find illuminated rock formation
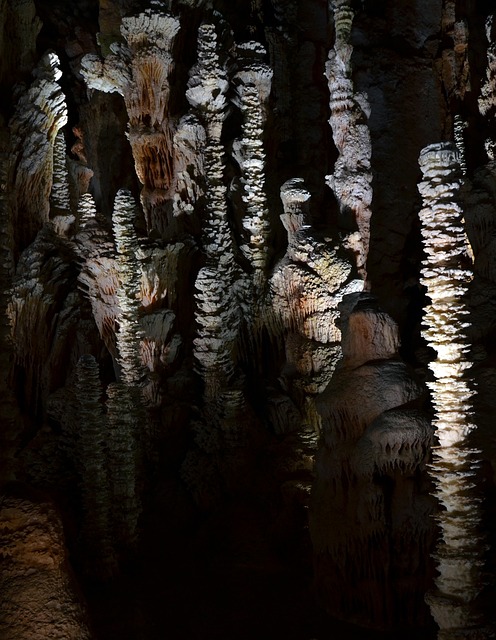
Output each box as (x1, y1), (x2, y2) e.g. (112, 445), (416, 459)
(75, 194), (120, 359)
(49, 130), (74, 236)
(0, 493), (91, 640)
(112, 190), (147, 387)
(418, 142), (489, 638)
(1, 2), (496, 637)
(81, 8), (180, 234)
(232, 42), (273, 293)
(271, 178), (362, 395)
(325, 0), (372, 279)
(171, 114), (206, 218)
(8, 51), (68, 249)
(437, 2), (471, 103)
(186, 22), (241, 400)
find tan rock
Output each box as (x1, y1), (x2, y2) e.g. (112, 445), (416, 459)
(0, 492), (91, 640)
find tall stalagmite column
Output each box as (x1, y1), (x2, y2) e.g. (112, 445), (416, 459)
(186, 22), (241, 401)
(325, 0), (373, 280)
(418, 142), (488, 638)
(232, 42), (273, 295)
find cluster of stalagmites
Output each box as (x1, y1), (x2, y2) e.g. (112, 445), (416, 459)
(325, 0), (372, 280)
(418, 142), (489, 638)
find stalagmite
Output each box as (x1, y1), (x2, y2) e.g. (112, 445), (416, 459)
(75, 194), (120, 358)
(0, 148), (18, 483)
(186, 22), (241, 400)
(75, 355), (116, 578)
(271, 178), (361, 395)
(479, 16), (496, 121)
(49, 130), (74, 236)
(418, 142), (489, 638)
(325, 0), (373, 280)
(106, 381), (141, 548)
(112, 189), (147, 387)
(232, 42), (273, 293)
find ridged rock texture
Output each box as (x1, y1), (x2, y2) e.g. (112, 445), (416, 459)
(325, 0), (372, 280)
(418, 143), (490, 639)
(1, 1), (496, 639)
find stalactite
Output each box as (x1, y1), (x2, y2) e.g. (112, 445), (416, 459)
(186, 21), (241, 400)
(418, 142), (490, 638)
(325, 0), (372, 280)
(232, 41), (273, 294)
(81, 9), (180, 234)
(112, 189), (147, 387)
(75, 355), (116, 579)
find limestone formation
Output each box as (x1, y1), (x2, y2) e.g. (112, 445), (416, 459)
(271, 178), (361, 395)
(8, 51), (68, 248)
(1, 2), (496, 637)
(75, 355), (116, 579)
(437, 1), (471, 102)
(81, 8), (180, 233)
(75, 195), (120, 358)
(325, 0), (373, 279)
(112, 190), (147, 387)
(106, 382), (142, 548)
(7, 227), (79, 416)
(0, 493), (91, 640)
(187, 22), (241, 400)
(310, 293), (433, 629)
(418, 142), (489, 638)
(171, 115), (206, 218)
(479, 16), (496, 121)
(232, 42), (273, 292)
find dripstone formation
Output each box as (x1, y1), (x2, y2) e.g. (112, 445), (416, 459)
(0, 1), (495, 639)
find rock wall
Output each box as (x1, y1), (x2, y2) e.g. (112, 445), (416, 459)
(0, 0), (495, 638)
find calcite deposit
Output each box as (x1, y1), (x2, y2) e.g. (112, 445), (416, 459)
(0, 1), (495, 639)
(418, 142), (490, 638)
